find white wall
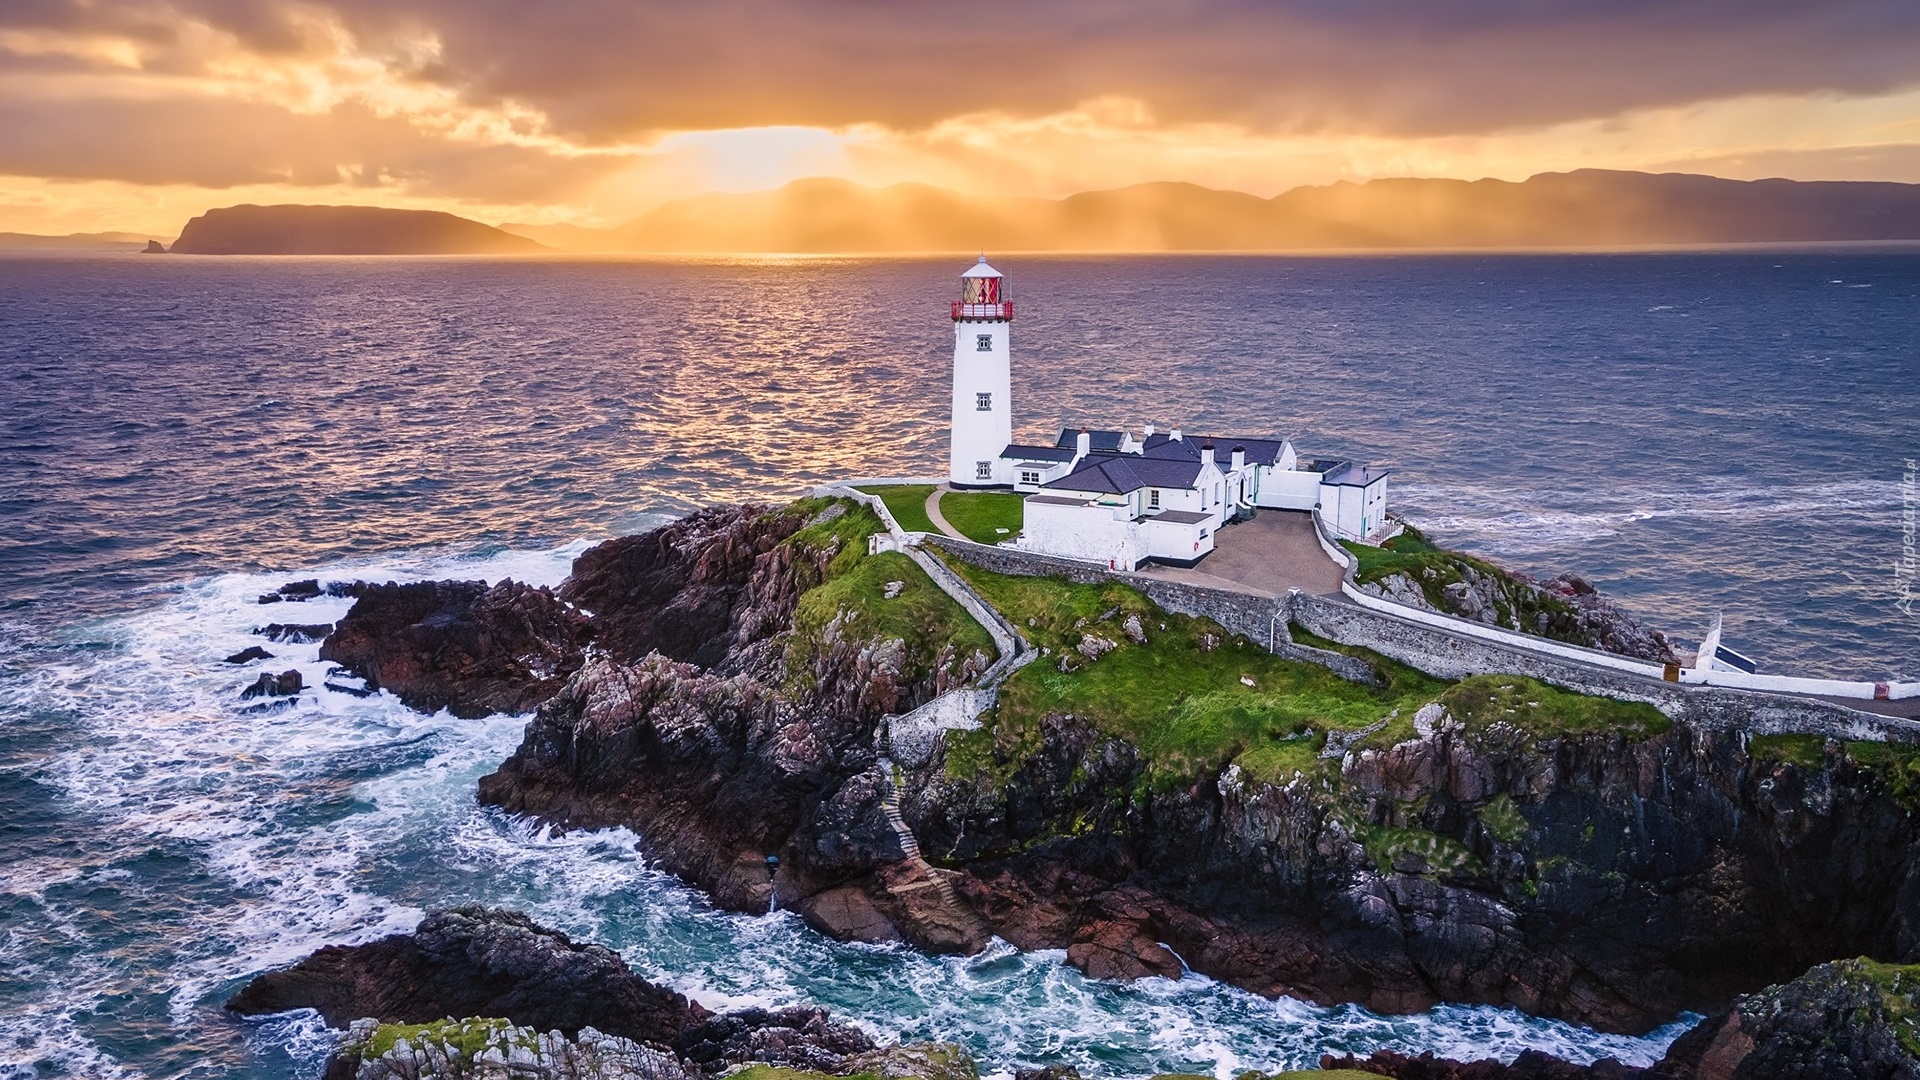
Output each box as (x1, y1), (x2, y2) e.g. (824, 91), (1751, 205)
(1257, 468), (1320, 510)
(1142, 516), (1213, 561)
(1009, 460), (1072, 492)
(1020, 500), (1141, 567)
(949, 318), (1013, 486)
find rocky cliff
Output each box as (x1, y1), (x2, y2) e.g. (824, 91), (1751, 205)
(323, 499), (1920, 1040)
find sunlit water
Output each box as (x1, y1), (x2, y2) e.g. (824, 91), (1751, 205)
(2, 250), (1913, 1078)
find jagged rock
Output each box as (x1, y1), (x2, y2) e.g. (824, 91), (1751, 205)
(843, 1042), (978, 1080)
(1358, 553), (1675, 664)
(1075, 634), (1116, 661)
(672, 1006), (875, 1074)
(259, 622), (334, 643)
(224, 645), (275, 664)
(1014, 1067), (1082, 1080)
(1324, 957), (1920, 1079)
(241, 669), (303, 698)
(319, 579), (589, 718)
(1663, 957), (1920, 1079)
(327, 580), (369, 598)
(275, 579), (323, 601)
(226, 907), (707, 1045)
(557, 504), (812, 667)
(258, 592), (283, 604)
(327, 1017), (698, 1080)
(1122, 614), (1146, 644)
(883, 580), (907, 599)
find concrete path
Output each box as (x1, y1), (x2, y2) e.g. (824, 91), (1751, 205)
(923, 484), (966, 541)
(1135, 509), (1347, 597)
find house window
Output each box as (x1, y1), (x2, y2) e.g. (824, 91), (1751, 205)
(976, 392), (992, 411)
(975, 460), (992, 480)
(1148, 489), (1160, 509)
(1020, 470), (1040, 485)
(976, 334), (993, 352)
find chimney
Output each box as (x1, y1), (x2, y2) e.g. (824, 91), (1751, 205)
(1170, 427), (1182, 442)
(1231, 444), (1246, 472)
(1143, 423), (1156, 438)
(1075, 427), (1091, 459)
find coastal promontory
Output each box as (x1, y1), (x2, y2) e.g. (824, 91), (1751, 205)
(167, 204), (547, 255)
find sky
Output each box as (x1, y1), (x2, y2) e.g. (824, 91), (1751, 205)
(3, 0), (1920, 236)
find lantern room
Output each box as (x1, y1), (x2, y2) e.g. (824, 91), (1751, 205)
(953, 256), (1013, 320)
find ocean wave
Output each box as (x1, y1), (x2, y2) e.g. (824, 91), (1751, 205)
(0, 544), (1689, 1079)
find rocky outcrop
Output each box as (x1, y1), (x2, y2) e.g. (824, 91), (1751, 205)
(1355, 530), (1675, 663)
(478, 502), (992, 945)
(230, 907), (924, 1080)
(323, 1017), (973, 1080)
(556, 504), (813, 668)
(325, 1018), (696, 1080)
(319, 579), (589, 718)
(910, 705), (1920, 1034)
(318, 500), (1918, 1039)
(227, 907), (707, 1044)
(241, 669), (303, 699)
(1324, 957), (1920, 1079)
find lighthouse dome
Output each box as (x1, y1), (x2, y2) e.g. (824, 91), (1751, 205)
(961, 255), (1002, 278)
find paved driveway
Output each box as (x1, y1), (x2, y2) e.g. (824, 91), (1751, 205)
(1135, 509), (1347, 597)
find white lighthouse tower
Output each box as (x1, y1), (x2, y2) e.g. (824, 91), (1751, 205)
(948, 256), (1014, 487)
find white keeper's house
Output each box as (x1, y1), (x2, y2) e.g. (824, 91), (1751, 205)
(945, 256), (1389, 569)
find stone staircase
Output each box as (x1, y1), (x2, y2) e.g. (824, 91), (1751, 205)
(874, 755), (990, 942)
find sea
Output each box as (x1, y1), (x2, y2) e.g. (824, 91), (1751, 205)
(1, 248), (1915, 1079)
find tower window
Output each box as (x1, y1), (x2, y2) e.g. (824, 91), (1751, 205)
(975, 461), (992, 480)
(976, 392), (992, 411)
(976, 334), (993, 352)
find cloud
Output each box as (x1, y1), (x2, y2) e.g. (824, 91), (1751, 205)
(72, 0), (1916, 139)
(3, 0), (1920, 234)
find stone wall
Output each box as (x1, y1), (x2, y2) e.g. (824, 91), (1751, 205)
(927, 538), (1382, 687)
(927, 536), (1920, 745)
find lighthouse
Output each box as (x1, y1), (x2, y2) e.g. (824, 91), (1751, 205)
(949, 256), (1014, 487)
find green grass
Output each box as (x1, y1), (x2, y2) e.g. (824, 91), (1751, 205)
(1354, 822), (1483, 877)
(364, 1017), (520, 1060)
(1751, 732), (1829, 768)
(855, 484), (939, 534)
(1845, 740), (1920, 813)
(1478, 793), (1530, 845)
(1439, 674), (1671, 741)
(785, 503), (996, 694)
(939, 490), (1025, 544)
(945, 562), (1447, 785)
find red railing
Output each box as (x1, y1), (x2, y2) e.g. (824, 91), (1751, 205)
(951, 300), (1014, 320)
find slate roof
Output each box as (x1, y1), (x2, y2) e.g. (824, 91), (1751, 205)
(1053, 428), (1128, 452)
(1001, 443), (1076, 463)
(1043, 452), (1204, 495)
(1142, 433), (1288, 468)
(1147, 510), (1211, 525)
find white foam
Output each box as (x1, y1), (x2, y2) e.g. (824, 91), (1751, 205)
(0, 541), (1690, 1079)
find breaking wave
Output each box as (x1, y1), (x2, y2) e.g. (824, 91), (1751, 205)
(0, 546), (1691, 1080)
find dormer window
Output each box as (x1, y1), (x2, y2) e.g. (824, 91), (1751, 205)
(976, 334), (993, 352)
(976, 392), (992, 411)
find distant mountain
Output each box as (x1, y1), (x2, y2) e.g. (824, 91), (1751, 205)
(0, 231), (158, 251)
(170, 205), (546, 255)
(502, 171), (1920, 253)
